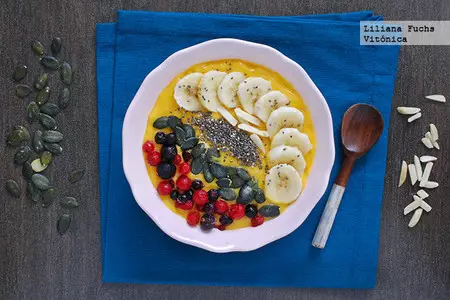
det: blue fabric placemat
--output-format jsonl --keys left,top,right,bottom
{"left": 96, "top": 11, "right": 399, "bottom": 287}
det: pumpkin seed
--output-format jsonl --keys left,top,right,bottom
{"left": 254, "top": 188, "right": 266, "bottom": 204}
{"left": 36, "top": 86, "right": 51, "bottom": 106}
{"left": 203, "top": 163, "right": 214, "bottom": 183}
{"left": 40, "top": 103, "right": 60, "bottom": 117}
{"left": 33, "top": 73, "right": 49, "bottom": 90}
{"left": 27, "top": 182, "right": 40, "bottom": 203}
{"left": 32, "top": 130, "right": 44, "bottom": 152}
{"left": 69, "top": 169, "right": 85, "bottom": 183}
{"left": 181, "top": 137, "right": 199, "bottom": 150}
{"left": 237, "top": 185, "right": 255, "bottom": 205}
{"left": 42, "top": 130, "right": 63, "bottom": 143}
{"left": 41, "top": 188, "right": 56, "bottom": 207}
{"left": 59, "top": 62, "right": 72, "bottom": 85}
{"left": 43, "top": 142, "right": 63, "bottom": 154}
{"left": 14, "top": 146, "right": 31, "bottom": 165}
{"left": 14, "top": 125, "right": 30, "bottom": 139}
{"left": 226, "top": 167, "right": 237, "bottom": 177}
{"left": 51, "top": 37, "right": 62, "bottom": 56}
{"left": 230, "top": 175, "right": 246, "bottom": 188}
{"left": 12, "top": 64, "right": 27, "bottom": 82}
{"left": 27, "top": 102, "right": 40, "bottom": 123}
{"left": 216, "top": 178, "right": 231, "bottom": 187}
{"left": 246, "top": 180, "right": 258, "bottom": 189}
{"left": 31, "top": 40, "right": 44, "bottom": 55}
{"left": 191, "top": 143, "right": 206, "bottom": 158}
{"left": 237, "top": 168, "right": 251, "bottom": 181}
{"left": 16, "top": 84, "right": 33, "bottom": 98}
{"left": 206, "top": 148, "right": 220, "bottom": 162}
{"left": 31, "top": 174, "right": 51, "bottom": 191}
{"left": 60, "top": 196, "right": 79, "bottom": 209}
{"left": 6, "top": 180, "right": 20, "bottom": 198}
{"left": 153, "top": 116, "right": 169, "bottom": 129}
{"left": 58, "top": 88, "right": 70, "bottom": 109}
{"left": 210, "top": 163, "right": 227, "bottom": 179}
{"left": 57, "top": 214, "right": 71, "bottom": 235}
{"left": 218, "top": 188, "right": 237, "bottom": 201}
{"left": 191, "top": 153, "right": 206, "bottom": 175}
{"left": 22, "top": 162, "right": 34, "bottom": 180}
{"left": 39, "top": 113, "right": 57, "bottom": 129}
{"left": 40, "top": 151, "right": 52, "bottom": 166}
{"left": 175, "top": 126, "right": 186, "bottom": 145}
{"left": 168, "top": 116, "right": 182, "bottom": 130}
{"left": 40, "top": 55, "right": 60, "bottom": 70}
{"left": 259, "top": 205, "right": 280, "bottom": 217}
{"left": 7, "top": 128, "right": 30, "bottom": 146}
{"left": 182, "top": 124, "right": 195, "bottom": 138}
{"left": 31, "top": 158, "right": 47, "bottom": 172}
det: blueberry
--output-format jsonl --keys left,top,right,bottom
{"left": 245, "top": 204, "right": 258, "bottom": 218}
{"left": 200, "top": 214, "right": 215, "bottom": 230}
{"left": 178, "top": 193, "right": 189, "bottom": 203}
{"left": 155, "top": 132, "right": 166, "bottom": 144}
{"left": 191, "top": 179, "right": 204, "bottom": 190}
{"left": 208, "top": 189, "right": 219, "bottom": 202}
{"left": 184, "top": 189, "right": 194, "bottom": 200}
{"left": 219, "top": 214, "right": 233, "bottom": 226}
{"left": 161, "top": 145, "right": 177, "bottom": 161}
{"left": 165, "top": 133, "right": 176, "bottom": 146}
{"left": 182, "top": 151, "right": 192, "bottom": 162}
{"left": 156, "top": 162, "right": 176, "bottom": 179}
{"left": 203, "top": 202, "right": 215, "bottom": 214}
{"left": 170, "top": 190, "right": 179, "bottom": 200}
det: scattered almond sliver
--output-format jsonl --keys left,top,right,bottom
{"left": 432, "top": 141, "right": 440, "bottom": 150}
{"left": 420, "top": 155, "right": 437, "bottom": 163}
{"left": 419, "top": 162, "right": 433, "bottom": 187}
{"left": 217, "top": 106, "right": 238, "bottom": 126}
{"left": 250, "top": 134, "right": 265, "bottom": 153}
{"left": 407, "top": 112, "right": 421, "bottom": 123}
{"left": 397, "top": 107, "right": 421, "bottom": 115}
{"left": 398, "top": 160, "right": 407, "bottom": 187}
{"left": 417, "top": 189, "right": 429, "bottom": 199}
{"left": 414, "top": 155, "right": 423, "bottom": 180}
{"left": 408, "top": 208, "right": 423, "bottom": 228}
{"left": 421, "top": 137, "right": 433, "bottom": 149}
{"left": 235, "top": 108, "right": 261, "bottom": 126}
{"left": 429, "top": 124, "right": 439, "bottom": 141}
{"left": 408, "top": 164, "right": 418, "bottom": 185}
{"left": 423, "top": 181, "right": 439, "bottom": 189}
{"left": 237, "top": 123, "right": 269, "bottom": 137}
{"left": 425, "top": 94, "right": 446, "bottom": 103}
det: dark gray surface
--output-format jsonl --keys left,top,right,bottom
{"left": 1, "top": 1, "right": 449, "bottom": 299}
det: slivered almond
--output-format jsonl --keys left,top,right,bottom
{"left": 417, "top": 189, "right": 429, "bottom": 199}
{"left": 397, "top": 107, "right": 421, "bottom": 115}
{"left": 425, "top": 132, "right": 433, "bottom": 142}
{"left": 419, "top": 162, "right": 433, "bottom": 187}
{"left": 398, "top": 160, "right": 407, "bottom": 187}
{"left": 420, "top": 199, "right": 432, "bottom": 212}
{"left": 404, "top": 200, "right": 420, "bottom": 215}
{"left": 423, "top": 181, "right": 439, "bottom": 189}
{"left": 420, "top": 155, "right": 437, "bottom": 163}
{"left": 408, "top": 164, "right": 418, "bottom": 185}
{"left": 250, "top": 134, "right": 265, "bottom": 153}
{"left": 430, "top": 124, "right": 438, "bottom": 141}
{"left": 408, "top": 208, "right": 423, "bottom": 228}
{"left": 217, "top": 107, "right": 238, "bottom": 126}
{"left": 235, "top": 108, "right": 261, "bottom": 126}
{"left": 425, "top": 94, "right": 446, "bottom": 103}
{"left": 414, "top": 155, "right": 423, "bottom": 180}
{"left": 432, "top": 141, "right": 440, "bottom": 150}
{"left": 237, "top": 123, "right": 269, "bottom": 137}
{"left": 421, "top": 137, "right": 433, "bottom": 149}
{"left": 407, "top": 112, "right": 422, "bottom": 123}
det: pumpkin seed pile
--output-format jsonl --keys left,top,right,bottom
{"left": 5, "top": 37, "right": 84, "bottom": 235}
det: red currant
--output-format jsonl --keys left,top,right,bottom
{"left": 182, "top": 151, "right": 192, "bottom": 162}
{"left": 147, "top": 151, "right": 161, "bottom": 166}
{"left": 175, "top": 200, "right": 194, "bottom": 210}
{"left": 176, "top": 175, "right": 192, "bottom": 191}
{"left": 157, "top": 181, "right": 173, "bottom": 196}
{"left": 142, "top": 140, "right": 155, "bottom": 153}
{"left": 216, "top": 225, "right": 226, "bottom": 231}
{"left": 186, "top": 211, "right": 200, "bottom": 226}
{"left": 214, "top": 200, "right": 229, "bottom": 215}
{"left": 229, "top": 204, "right": 245, "bottom": 219}
{"left": 173, "top": 154, "right": 182, "bottom": 165}
{"left": 251, "top": 214, "right": 265, "bottom": 227}
{"left": 193, "top": 189, "right": 209, "bottom": 206}
{"left": 179, "top": 162, "right": 191, "bottom": 175}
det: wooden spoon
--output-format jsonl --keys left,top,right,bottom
{"left": 312, "top": 104, "right": 384, "bottom": 249}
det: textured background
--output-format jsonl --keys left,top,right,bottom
{"left": 1, "top": 1, "right": 449, "bottom": 299}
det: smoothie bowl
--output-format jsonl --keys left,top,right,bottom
{"left": 123, "top": 39, "right": 334, "bottom": 252}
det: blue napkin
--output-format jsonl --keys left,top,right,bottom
{"left": 96, "top": 11, "right": 399, "bottom": 287}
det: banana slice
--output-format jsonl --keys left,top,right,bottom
{"left": 250, "top": 134, "right": 265, "bottom": 153}
{"left": 174, "top": 73, "right": 204, "bottom": 111}
{"left": 266, "top": 107, "right": 304, "bottom": 137}
{"left": 271, "top": 128, "right": 312, "bottom": 154}
{"left": 237, "top": 77, "right": 272, "bottom": 114}
{"left": 268, "top": 145, "right": 306, "bottom": 175}
{"left": 234, "top": 108, "right": 261, "bottom": 126}
{"left": 217, "top": 106, "right": 238, "bottom": 126}
{"left": 254, "top": 91, "right": 290, "bottom": 122}
{"left": 197, "top": 70, "right": 227, "bottom": 112}
{"left": 265, "top": 164, "right": 302, "bottom": 204}
{"left": 217, "top": 72, "right": 245, "bottom": 108}
{"left": 237, "top": 123, "right": 269, "bottom": 137}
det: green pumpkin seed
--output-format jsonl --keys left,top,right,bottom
{"left": 51, "top": 37, "right": 62, "bottom": 56}
{"left": 60, "top": 196, "right": 79, "bottom": 209}
{"left": 31, "top": 174, "right": 51, "bottom": 191}
{"left": 12, "top": 64, "right": 27, "bottom": 82}
{"left": 14, "top": 146, "right": 31, "bottom": 165}
{"left": 16, "top": 84, "right": 33, "bottom": 98}
{"left": 41, "top": 187, "right": 56, "bottom": 207}
{"left": 226, "top": 167, "right": 237, "bottom": 176}
{"left": 31, "top": 40, "right": 44, "bottom": 55}
{"left": 33, "top": 73, "right": 49, "bottom": 90}
{"left": 191, "top": 143, "right": 206, "bottom": 158}
{"left": 40, "top": 55, "right": 60, "bottom": 70}
{"left": 237, "top": 185, "right": 255, "bottom": 205}
{"left": 216, "top": 178, "right": 231, "bottom": 187}
{"left": 182, "top": 124, "right": 195, "bottom": 138}
{"left": 210, "top": 163, "right": 227, "bottom": 179}
{"left": 22, "top": 162, "right": 34, "bottom": 180}
{"left": 43, "top": 142, "right": 63, "bottom": 154}
{"left": 191, "top": 153, "right": 206, "bottom": 175}
{"left": 36, "top": 86, "right": 51, "bottom": 106}
{"left": 254, "top": 188, "right": 266, "bottom": 204}
{"left": 69, "top": 169, "right": 85, "bottom": 183}
{"left": 58, "top": 88, "right": 70, "bottom": 109}
{"left": 27, "top": 102, "right": 40, "bottom": 123}
{"left": 7, "top": 128, "right": 30, "bottom": 146}
{"left": 259, "top": 205, "right": 280, "bottom": 217}
{"left": 218, "top": 188, "right": 237, "bottom": 201}
{"left": 153, "top": 116, "right": 169, "bottom": 129}
{"left": 175, "top": 126, "right": 186, "bottom": 145}
{"left": 40, "top": 151, "right": 52, "bottom": 166}
{"left": 40, "top": 103, "right": 60, "bottom": 117}
{"left": 203, "top": 163, "right": 214, "bottom": 183}
{"left": 14, "top": 125, "right": 30, "bottom": 138}
{"left": 230, "top": 175, "right": 246, "bottom": 188}
{"left": 181, "top": 137, "right": 199, "bottom": 150}
{"left": 206, "top": 148, "right": 220, "bottom": 162}
{"left": 57, "top": 214, "right": 71, "bottom": 235}
{"left": 246, "top": 180, "right": 258, "bottom": 189}
{"left": 31, "top": 158, "right": 47, "bottom": 172}
{"left": 27, "top": 182, "right": 40, "bottom": 203}
{"left": 32, "top": 130, "right": 44, "bottom": 152}
{"left": 39, "top": 113, "right": 57, "bottom": 129}
{"left": 6, "top": 180, "right": 20, "bottom": 198}
{"left": 168, "top": 116, "right": 182, "bottom": 130}
{"left": 237, "top": 168, "right": 251, "bottom": 181}
{"left": 59, "top": 62, "right": 72, "bottom": 85}
{"left": 42, "top": 130, "right": 63, "bottom": 143}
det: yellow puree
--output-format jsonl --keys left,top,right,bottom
{"left": 143, "top": 59, "right": 316, "bottom": 230}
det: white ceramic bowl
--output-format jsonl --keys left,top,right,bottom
{"left": 123, "top": 38, "right": 335, "bottom": 253}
